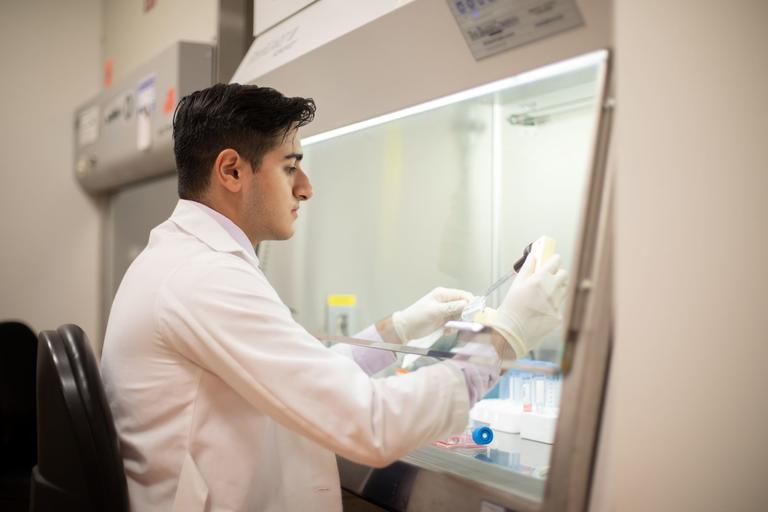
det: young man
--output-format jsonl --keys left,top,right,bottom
{"left": 101, "top": 83, "right": 567, "bottom": 512}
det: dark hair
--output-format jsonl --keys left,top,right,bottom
{"left": 173, "top": 83, "right": 316, "bottom": 199}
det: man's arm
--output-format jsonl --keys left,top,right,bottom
{"left": 374, "top": 315, "right": 401, "bottom": 344}
{"left": 157, "top": 259, "right": 470, "bottom": 468}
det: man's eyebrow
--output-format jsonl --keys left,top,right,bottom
{"left": 284, "top": 152, "right": 303, "bottom": 161}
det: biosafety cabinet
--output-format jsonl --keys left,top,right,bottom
{"left": 248, "top": 1, "right": 613, "bottom": 511}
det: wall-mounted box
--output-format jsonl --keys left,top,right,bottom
{"left": 73, "top": 41, "right": 215, "bottom": 194}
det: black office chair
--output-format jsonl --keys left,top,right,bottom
{"left": 0, "top": 321, "right": 38, "bottom": 512}
{"left": 29, "top": 324, "right": 129, "bottom": 512}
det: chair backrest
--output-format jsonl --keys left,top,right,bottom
{"left": 0, "top": 321, "right": 37, "bottom": 511}
{"left": 30, "top": 324, "right": 129, "bottom": 512}
{"left": 0, "top": 321, "right": 38, "bottom": 470}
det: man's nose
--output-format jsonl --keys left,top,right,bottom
{"left": 294, "top": 169, "right": 313, "bottom": 201}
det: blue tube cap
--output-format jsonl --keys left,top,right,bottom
{"left": 472, "top": 426, "right": 493, "bottom": 445}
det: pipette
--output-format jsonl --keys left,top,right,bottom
{"left": 461, "top": 244, "right": 531, "bottom": 321}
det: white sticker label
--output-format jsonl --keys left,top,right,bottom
{"left": 137, "top": 110, "right": 151, "bottom": 151}
{"left": 136, "top": 75, "right": 156, "bottom": 114}
{"left": 232, "top": 0, "right": 415, "bottom": 84}
{"left": 76, "top": 105, "right": 100, "bottom": 148}
{"left": 447, "top": 0, "right": 584, "bottom": 61}
{"left": 136, "top": 76, "right": 156, "bottom": 151}
{"left": 104, "top": 92, "right": 132, "bottom": 127}
{"left": 254, "top": 0, "right": 318, "bottom": 36}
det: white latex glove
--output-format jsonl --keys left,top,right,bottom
{"left": 476, "top": 253, "right": 568, "bottom": 358}
{"left": 392, "top": 287, "right": 474, "bottom": 343}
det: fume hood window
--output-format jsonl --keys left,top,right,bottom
{"left": 259, "top": 50, "right": 608, "bottom": 503}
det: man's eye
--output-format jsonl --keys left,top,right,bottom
{"left": 285, "top": 166, "right": 297, "bottom": 174}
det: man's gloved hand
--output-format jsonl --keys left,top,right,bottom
{"left": 392, "top": 287, "right": 474, "bottom": 343}
{"left": 476, "top": 253, "right": 568, "bottom": 359}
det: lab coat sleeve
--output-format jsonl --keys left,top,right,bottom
{"left": 155, "top": 255, "right": 469, "bottom": 468}
{"left": 330, "top": 324, "right": 397, "bottom": 376}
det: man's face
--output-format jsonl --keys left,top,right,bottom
{"left": 240, "top": 129, "right": 312, "bottom": 243}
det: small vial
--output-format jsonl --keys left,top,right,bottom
{"left": 498, "top": 372, "right": 511, "bottom": 400}
{"left": 533, "top": 374, "right": 547, "bottom": 413}
{"left": 545, "top": 374, "right": 562, "bottom": 411}
{"left": 521, "top": 372, "right": 533, "bottom": 413}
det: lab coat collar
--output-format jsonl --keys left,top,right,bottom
{"left": 169, "top": 200, "right": 261, "bottom": 267}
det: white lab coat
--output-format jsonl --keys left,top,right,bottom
{"left": 101, "top": 200, "right": 469, "bottom": 512}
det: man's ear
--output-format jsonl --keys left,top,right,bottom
{"left": 212, "top": 148, "right": 246, "bottom": 193}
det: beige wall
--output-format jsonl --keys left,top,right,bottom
{"left": 0, "top": 0, "right": 103, "bottom": 341}
{"left": 102, "top": 0, "right": 217, "bottom": 82}
{"left": 0, "top": 0, "right": 218, "bottom": 343}
{"left": 601, "top": 1, "right": 768, "bottom": 510}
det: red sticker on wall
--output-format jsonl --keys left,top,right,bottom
{"left": 163, "top": 87, "right": 176, "bottom": 114}
{"left": 104, "top": 58, "right": 113, "bottom": 88}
